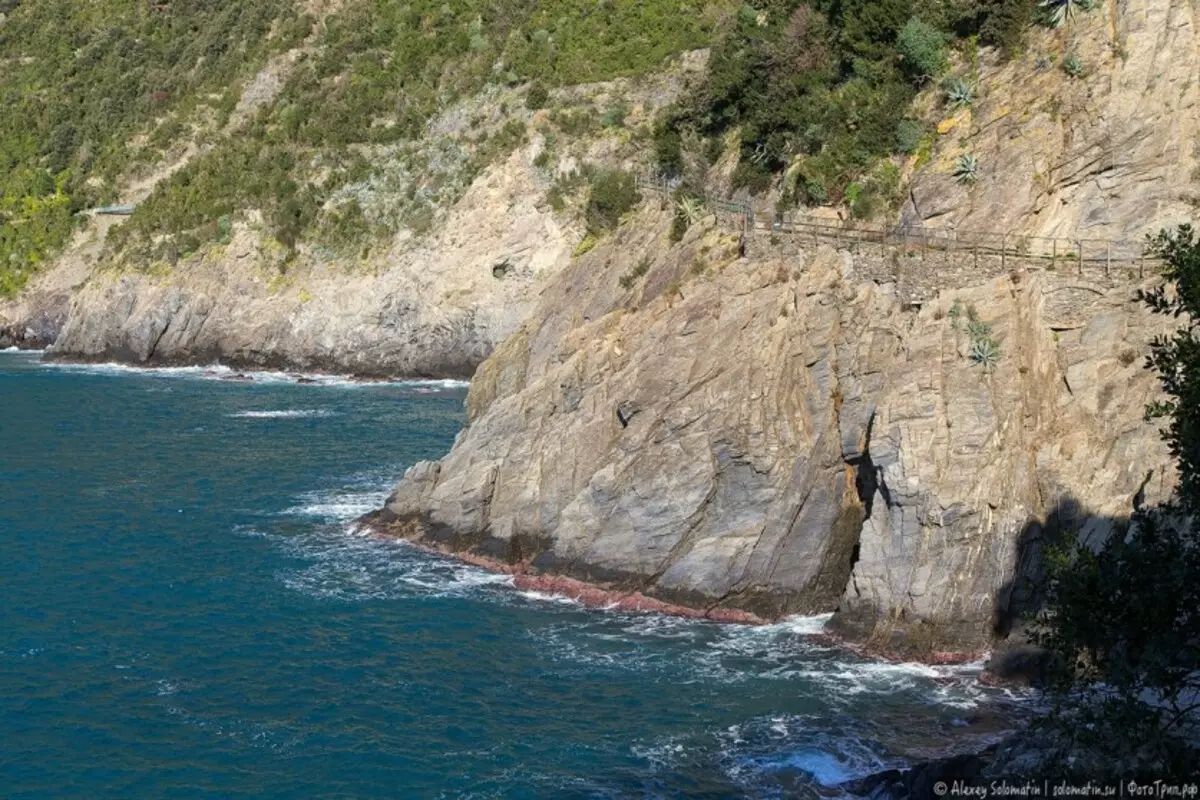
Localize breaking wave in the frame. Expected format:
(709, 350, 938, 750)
(29, 358, 468, 389)
(229, 409, 335, 419)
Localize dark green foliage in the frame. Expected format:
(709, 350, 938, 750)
(976, 0, 1037, 56)
(654, 0, 1049, 204)
(526, 82, 550, 110)
(601, 99, 631, 128)
(585, 169, 641, 233)
(657, 1, 919, 200)
(1032, 225, 1200, 777)
(1140, 226, 1200, 505)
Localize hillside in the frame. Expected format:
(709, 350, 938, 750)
(4, 0, 1193, 373)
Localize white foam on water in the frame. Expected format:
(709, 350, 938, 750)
(630, 736, 688, 768)
(775, 612, 833, 635)
(267, 523, 514, 602)
(516, 590, 585, 607)
(719, 716, 904, 792)
(228, 409, 335, 419)
(32, 358, 468, 389)
(279, 488, 386, 521)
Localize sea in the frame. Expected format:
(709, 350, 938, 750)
(0, 349, 1023, 798)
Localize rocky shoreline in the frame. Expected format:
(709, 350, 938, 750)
(357, 509, 768, 624)
(357, 509, 996, 666)
(37, 350, 475, 383)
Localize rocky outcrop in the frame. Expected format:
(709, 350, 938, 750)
(905, 0, 1200, 245)
(376, 207, 1176, 657)
(45, 147, 576, 377)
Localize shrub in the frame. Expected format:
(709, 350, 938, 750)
(897, 18, 948, 79)
(525, 82, 550, 110)
(978, 0, 1038, 57)
(601, 99, 630, 128)
(1062, 54, 1084, 78)
(804, 177, 830, 205)
(895, 119, 923, 154)
(585, 169, 641, 234)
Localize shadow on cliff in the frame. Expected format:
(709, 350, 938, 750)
(987, 493, 1133, 683)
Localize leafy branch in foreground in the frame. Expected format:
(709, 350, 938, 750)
(1031, 224, 1200, 779)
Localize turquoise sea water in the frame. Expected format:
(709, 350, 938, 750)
(0, 351, 1020, 798)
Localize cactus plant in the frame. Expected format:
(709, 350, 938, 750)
(1062, 54, 1084, 78)
(954, 153, 979, 184)
(943, 76, 975, 109)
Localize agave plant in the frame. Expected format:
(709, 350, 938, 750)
(674, 195, 706, 226)
(954, 153, 979, 184)
(969, 336, 1003, 371)
(965, 318, 994, 341)
(1062, 54, 1084, 78)
(1040, 0, 1095, 28)
(943, 76, 975, 109)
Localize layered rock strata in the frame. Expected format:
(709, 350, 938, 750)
(374, 209, 1175, 657)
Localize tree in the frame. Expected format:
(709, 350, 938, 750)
(1033, 225, 1200, 779)
(585, 169, 640, 234)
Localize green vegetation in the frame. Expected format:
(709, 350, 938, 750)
(0, 0, 734, 291)
(954, 153, 980, 184)
(1039, 0, 1096, 28)
(0, 0, 306, 294)
(1062, 53, 1084, 78)
(950, 300, 1003, 370)
(943, 76, 976, 108)
(585, 169, 641, 234)
(896, 18, 948, 79)
(1032, 225, 1200, 778)
(653, 0, 1043, 217)
(526, 82, 550, 111)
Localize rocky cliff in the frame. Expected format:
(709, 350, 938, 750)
(904, 0, 1199, 244)
(39, 146, 575, 377)
(373, 204, 1176, 657)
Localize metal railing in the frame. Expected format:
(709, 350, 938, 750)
(635, 174, 1162, 279)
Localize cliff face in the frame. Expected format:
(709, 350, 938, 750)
(43, 147, 574, 377)
(379, 206, 1175, 656)
(906, 0, 1200, 244)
